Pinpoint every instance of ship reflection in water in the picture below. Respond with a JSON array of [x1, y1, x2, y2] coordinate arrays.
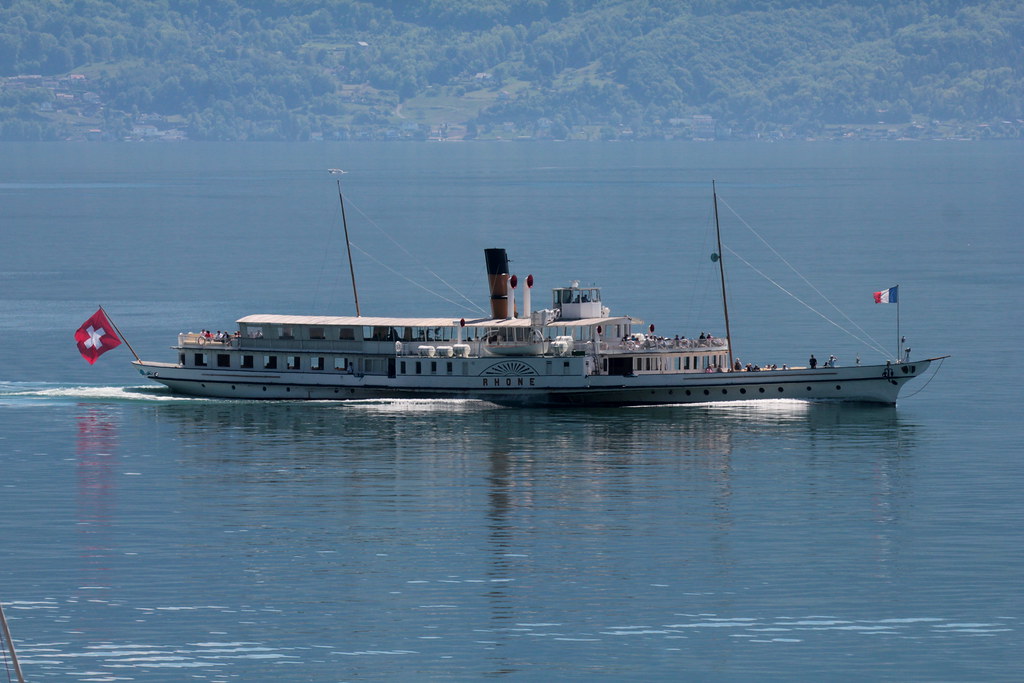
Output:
[[144, 396, 916, 527]]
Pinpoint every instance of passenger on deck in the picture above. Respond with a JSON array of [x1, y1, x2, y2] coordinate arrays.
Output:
[[809, 354, 817, 369]]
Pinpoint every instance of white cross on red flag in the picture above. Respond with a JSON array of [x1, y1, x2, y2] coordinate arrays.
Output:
[[74, 308, 122, 365]]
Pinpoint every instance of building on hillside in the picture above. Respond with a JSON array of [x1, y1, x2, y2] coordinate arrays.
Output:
[[692, 115, 716, 139]]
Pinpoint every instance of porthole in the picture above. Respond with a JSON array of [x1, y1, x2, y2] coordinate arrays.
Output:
[[668, 390, 673, 395], [722, 389, 728, 395], [334, 388, 339, 394], [286, 387, 291, 392], [758, 387, 765, 393], [201, 383, 206, 388], [262, 386, 267, 391], [835, 385, 842, 390], [703, 389, 710, 396], [231, 385, 236, 390], [777, 387, 784, 392], [685, 390, 692, 396], [740, 388, 746, 394], [901, 366, 910, 374], [806, 386, 812, 391], [911, 365, 916, 373]]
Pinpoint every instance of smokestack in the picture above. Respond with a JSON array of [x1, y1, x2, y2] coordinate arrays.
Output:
[[524, 274, 533, 319], [509, 274, 518, 320], [484, 248, 510, 319]]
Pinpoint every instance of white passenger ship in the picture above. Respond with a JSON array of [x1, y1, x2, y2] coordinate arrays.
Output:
[[134, 242, 940, 406]]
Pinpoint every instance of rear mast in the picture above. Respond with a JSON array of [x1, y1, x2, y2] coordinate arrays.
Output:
[[332, 171, 361, 317]]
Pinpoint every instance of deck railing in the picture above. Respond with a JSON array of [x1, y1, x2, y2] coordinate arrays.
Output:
[[605, 336, 728, 353], [178, 332, 236, 347]]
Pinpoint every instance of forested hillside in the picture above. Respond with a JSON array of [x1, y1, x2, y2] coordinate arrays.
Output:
[[2, 0, 1022, 141]]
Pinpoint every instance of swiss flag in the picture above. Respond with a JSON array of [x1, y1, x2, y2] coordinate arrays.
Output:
[[74, 308, 122, 365]]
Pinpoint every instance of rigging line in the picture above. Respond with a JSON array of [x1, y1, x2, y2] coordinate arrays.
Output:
[[697, 202, 716, 318], [342, 196, 486, 314], [717, 195, 888, 353], [348, 241, 487, 315], [312, 202, 339, 312], [685, 201, 716, 325], [724, 245, 891, 358]]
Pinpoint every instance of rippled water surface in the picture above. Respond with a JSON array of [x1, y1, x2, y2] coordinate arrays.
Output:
[[1, 142, 1021, 680]]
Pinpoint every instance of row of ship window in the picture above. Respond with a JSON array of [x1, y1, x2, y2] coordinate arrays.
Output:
[[185, 353, 573, 376], [187, 352, 724, 374], [659, 385, 846, 397], [634, 354, 726, 371], [187, 352, 348, 371]]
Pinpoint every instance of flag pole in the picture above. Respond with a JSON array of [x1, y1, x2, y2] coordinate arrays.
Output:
[[99, 305, 141, 362], [0, 599, 26, 683], [896, 284, 900, 362]]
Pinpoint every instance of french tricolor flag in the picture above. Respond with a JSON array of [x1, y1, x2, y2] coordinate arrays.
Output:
[[873, 286, 898, 304]]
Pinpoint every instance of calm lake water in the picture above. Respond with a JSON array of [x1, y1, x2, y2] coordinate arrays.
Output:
[[1, 141, 1021, 681]]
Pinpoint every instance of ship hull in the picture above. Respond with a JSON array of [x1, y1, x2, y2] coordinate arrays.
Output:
[[134, 358, 935, 406]]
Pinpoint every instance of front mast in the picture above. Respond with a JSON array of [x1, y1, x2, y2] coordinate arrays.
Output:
[[712, 181, 734, 370]]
